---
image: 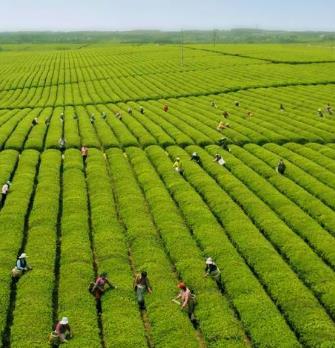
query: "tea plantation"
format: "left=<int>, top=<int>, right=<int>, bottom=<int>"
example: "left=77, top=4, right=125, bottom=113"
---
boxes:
left=0, top=43, right=335, bottom=347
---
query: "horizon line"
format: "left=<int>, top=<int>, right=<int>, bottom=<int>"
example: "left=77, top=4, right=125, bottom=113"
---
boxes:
left=0, top=27, right=335, bottom=34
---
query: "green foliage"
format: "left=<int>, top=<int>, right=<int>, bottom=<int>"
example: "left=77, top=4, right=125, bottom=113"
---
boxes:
left=59, top=149, right=100, bottom=347
left=1, top=43, right=335, bottom=347
left=10, top=150, right=61, bottom=347
left=85, top=149, right=147, bottom=347
left=106, top=148, right=199, bottom=348
left=126, top=146, right=248, bottom=347
left=145, top=145, right=301, bottom=347
left=0, top=150, right=39, bottom=341
left=165, top=145, right=335, bottom=347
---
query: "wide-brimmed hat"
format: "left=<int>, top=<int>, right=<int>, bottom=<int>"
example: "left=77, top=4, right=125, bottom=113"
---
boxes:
left=60, top=317, right=68, bottom=325
left=206, top=257, right=213, bottom=265
left=19, top=253, right=27, bottom=259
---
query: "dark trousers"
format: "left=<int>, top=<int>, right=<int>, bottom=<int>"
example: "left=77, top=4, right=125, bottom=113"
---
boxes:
left=216, top=276, right=224, bottom=293
left=1, top=193, right=7, bottom=208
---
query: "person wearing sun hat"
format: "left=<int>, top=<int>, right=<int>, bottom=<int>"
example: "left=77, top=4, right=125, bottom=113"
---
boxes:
left=1, top=180, right=11, bottom=208
left=54, top=316, right=72, bottom=343
left=173, top=157, right=184, bottom=175
left=204, top=257, right=224, bottom=292
left=12, top=253, right=32, bottom=279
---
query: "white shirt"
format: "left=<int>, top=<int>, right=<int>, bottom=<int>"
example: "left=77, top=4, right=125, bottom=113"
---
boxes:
left=2, top=184, right=9, bottom=194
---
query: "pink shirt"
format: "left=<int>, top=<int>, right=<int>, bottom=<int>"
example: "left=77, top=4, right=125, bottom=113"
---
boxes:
left=180, top=288, right=191, bottom=307
left=95, top=277, right=107, bottom=287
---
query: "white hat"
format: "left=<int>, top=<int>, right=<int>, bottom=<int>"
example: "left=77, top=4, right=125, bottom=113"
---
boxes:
left=19, top=253, right=27, bottom=259
left=60, top=317, right=69, bottom=325
left=206, top=257, right=213, bottom=265
left=192, top=152, right=197, bottom=156
left=176, top=157, right=180, bottom=161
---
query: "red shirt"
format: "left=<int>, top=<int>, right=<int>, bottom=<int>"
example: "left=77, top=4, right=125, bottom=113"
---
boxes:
left=55, top=322, right=70, bottom=334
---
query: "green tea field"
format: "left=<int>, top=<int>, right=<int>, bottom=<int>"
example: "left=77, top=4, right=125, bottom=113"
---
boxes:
left=1, top=43, right=335, bottom=348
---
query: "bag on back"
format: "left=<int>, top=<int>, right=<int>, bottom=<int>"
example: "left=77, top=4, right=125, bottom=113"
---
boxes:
left=11, top=267, right=22, bottom=278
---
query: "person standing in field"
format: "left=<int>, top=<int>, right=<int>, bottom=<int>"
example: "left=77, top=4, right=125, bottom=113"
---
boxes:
left=60, top=112, right=64, bottom=122
left=134, top=271, right=152, bottom=310
left=127, top=107, right=133, bottom=115
left=280, top=103, right=285, bottom=112
left=12, top=253, right=32, bottom=279
left=276, top=159, right=286, bottom=175
left=211, top=100, right=217, bottom=108
left=32, top=117, right=38, bottom=126
left=317, top=108, right=324, bottom=117
left=89, top=272, right=115, bottom=314
left=174, top=282, right=197, bottom=327
left=173, top=157, right=184, bottom=175
left=90, top=113, right=95, bottom=124
left=163, top=104, right=169, bottom=112
left=140, top=106, right=144, bottom=114
left=204, top=257, right=224, bottom=292
left=235, top=101, right=240, bottom=107
left=1, top=181, right=11, bottom=208
left=80, top=145, right=88, bottom=161
left=101, top=112, right=107, bottom=119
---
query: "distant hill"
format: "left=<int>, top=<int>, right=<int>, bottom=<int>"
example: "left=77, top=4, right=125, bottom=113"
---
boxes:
left=0, top=29, right=334, bottom=44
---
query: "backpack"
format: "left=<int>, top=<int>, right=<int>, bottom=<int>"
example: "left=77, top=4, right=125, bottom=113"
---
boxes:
left=11, top=267, right=22, bottom=278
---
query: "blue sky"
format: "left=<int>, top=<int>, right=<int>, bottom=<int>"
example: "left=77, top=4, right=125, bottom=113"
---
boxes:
left=1, top=0, right=334, bottom=32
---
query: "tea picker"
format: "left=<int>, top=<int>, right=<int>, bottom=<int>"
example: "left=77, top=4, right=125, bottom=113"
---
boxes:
left=49, top=317, right=73, bottom=345
left=276, top=159, right=286, bottom=175
left=89, top=272, right=116, bottom=314
left=174, top=282, right=198, bottom=327
left=12, top=253, right=32, bottom=279
left=190, top=152, right=201, bottom=164
left=173, top=157, right=184, bottom=175
left=1, top=180, right=11, bottom=208
left=134, top=271, right=152, bottom=310
left=204, top=257, right=224, bottom=292
left=213, top=153, right=225, bottom=166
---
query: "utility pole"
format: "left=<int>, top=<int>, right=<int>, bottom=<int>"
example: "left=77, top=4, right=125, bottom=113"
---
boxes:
left=180, top=29, right=184, bottom=66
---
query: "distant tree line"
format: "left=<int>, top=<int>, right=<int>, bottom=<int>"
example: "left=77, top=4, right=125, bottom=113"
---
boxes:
left=0, top=29, right=334, bottom=45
